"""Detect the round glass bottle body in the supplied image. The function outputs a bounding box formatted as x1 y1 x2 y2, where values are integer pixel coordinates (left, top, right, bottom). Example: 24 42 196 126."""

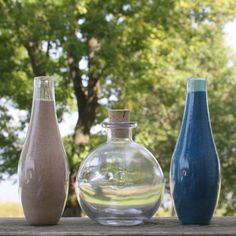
76 122 164 226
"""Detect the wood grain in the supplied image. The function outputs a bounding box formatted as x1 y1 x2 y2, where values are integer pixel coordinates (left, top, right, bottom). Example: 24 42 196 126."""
0 217 235 236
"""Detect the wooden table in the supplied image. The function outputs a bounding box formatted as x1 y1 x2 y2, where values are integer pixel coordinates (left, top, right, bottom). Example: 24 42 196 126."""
0 217 235 236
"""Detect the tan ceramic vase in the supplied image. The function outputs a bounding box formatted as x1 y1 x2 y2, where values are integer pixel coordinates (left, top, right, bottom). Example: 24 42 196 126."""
18 76 69 226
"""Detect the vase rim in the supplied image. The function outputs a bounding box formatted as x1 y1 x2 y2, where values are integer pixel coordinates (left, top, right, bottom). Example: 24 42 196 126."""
187 77 207 92
188 77 207 81
34 76 53 81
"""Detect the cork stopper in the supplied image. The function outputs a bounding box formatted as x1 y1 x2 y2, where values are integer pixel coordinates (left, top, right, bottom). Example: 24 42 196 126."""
108 109 130 122
108 109 130 139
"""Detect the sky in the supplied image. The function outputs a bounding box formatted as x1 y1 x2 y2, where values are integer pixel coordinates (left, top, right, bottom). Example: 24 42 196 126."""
0 19 236 202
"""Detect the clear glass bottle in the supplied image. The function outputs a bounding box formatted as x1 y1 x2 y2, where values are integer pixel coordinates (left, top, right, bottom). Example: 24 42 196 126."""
76 109 165 226
18 76 69 226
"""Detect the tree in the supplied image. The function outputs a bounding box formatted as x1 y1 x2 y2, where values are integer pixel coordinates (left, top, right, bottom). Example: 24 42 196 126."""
1 0 236 216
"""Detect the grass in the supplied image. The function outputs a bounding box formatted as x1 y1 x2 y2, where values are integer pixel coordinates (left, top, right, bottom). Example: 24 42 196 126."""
0 202 23 217
0 202 171 218
0 202 223 218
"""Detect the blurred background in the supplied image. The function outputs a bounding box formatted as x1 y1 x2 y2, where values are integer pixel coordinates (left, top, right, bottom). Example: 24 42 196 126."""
1 0 236 217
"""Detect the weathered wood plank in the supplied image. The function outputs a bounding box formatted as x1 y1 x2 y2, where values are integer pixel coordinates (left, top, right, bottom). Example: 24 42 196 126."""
0 217 235 236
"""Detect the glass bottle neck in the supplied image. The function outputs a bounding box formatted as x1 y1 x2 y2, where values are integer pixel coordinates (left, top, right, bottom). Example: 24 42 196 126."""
107 128 133 142
187 78 207 93
34 76 55 100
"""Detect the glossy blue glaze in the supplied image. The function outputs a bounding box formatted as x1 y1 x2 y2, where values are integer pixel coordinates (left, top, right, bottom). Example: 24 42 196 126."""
170 81 220 225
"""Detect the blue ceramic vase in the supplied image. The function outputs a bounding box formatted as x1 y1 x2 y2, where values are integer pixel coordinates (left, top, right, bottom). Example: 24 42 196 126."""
170 78 221 225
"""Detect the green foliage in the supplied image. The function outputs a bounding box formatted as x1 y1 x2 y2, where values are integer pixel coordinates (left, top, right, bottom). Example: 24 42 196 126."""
0 103 21 177
1 0 236 215
63 133 106 170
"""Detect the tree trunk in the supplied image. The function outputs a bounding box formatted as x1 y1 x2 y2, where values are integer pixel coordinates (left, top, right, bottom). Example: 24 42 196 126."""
63 41 100 216
62 167 81 216
24 42 46 76
74 73 100 145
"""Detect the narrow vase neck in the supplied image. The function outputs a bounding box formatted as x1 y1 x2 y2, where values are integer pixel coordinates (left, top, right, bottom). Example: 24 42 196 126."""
34 76 55 101
30 76 57 125
187 77 206 93
185 78 209 118
179 78 213 139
